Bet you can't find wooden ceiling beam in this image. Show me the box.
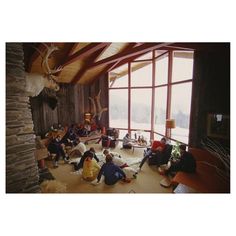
[26,43,47,72]
[107,50,153,72]
[106,43,141,71]
[60,43,111,68]
[88,64,113,85]
[68,43,79,56]
[89,44,155,85]
[87,43,142,84]
[162,44,195,51]
[71,43,112,84]
[89,43,171,68]
[55,43,79,76]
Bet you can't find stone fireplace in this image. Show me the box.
[6,43,40,193]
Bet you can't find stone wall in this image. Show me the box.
[6,43,40,193]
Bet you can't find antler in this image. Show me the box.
[95,90,108,120]
[89,97,97,118]
[41,43,63,75]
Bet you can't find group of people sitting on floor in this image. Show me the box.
[47,130,134,185]
[71,148,133,185]
[47,128,197,186]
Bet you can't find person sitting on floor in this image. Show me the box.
[122,133,135,149]
[95,154,131,185]
[103,149,129,168]
[61,124,78,147]
[103,149,138,179]
[72,147,99,171]
[47,135,69,168]
[82,153,101,181]
[138,137,167,171]
[69,139,87,158]
[162,144,196,176]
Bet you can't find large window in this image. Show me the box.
[109,50,194,145]
[154,87,167,135]
[131,89,152,130]
[172,51,194,82]
[155,55,168,85]
[109,89,128,129]
[131,62,152,87]
[170,83,192,143]
[109,64,128,88]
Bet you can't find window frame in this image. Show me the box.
[108,50,194,144]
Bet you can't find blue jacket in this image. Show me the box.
[97,162,126,185]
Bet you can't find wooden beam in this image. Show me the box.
[26,43,47,72]
[68,43,79,56]
[55,43,79,76]
[105,43,139,72]
[159,46,193,51]
[60,43,111,67]
[107,50,152,72]
[88,43,141,85]
[128,62,131,133]
[88,64,113,85]
[71,43,111,84]
[89,49,154,86]
[90,43,171,68]
[166,51,173,138]
[150,50,155,140]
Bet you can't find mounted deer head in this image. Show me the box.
[25,43,62,97]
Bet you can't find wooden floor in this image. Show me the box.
[45,142,173,194]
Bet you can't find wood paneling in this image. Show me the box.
[30,74,109,136]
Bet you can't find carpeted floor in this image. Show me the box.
[45,143,173,193]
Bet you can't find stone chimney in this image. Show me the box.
[6,43,40,193]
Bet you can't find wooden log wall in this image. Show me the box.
[6,43,40,193]
[30,71,109,137]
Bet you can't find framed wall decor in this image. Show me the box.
[207,113,230,139]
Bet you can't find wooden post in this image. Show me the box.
[150,50,155,140]
[166,51,173,138]
[128,62,131,135]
